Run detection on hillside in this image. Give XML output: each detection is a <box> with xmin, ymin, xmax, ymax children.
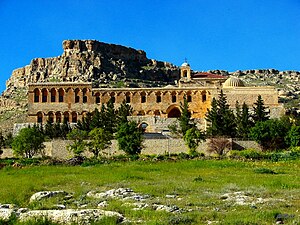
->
<box><xmin>0</xmin><ymin>39</ymin><xmax>299</xmax><ymax>132</ymax></box>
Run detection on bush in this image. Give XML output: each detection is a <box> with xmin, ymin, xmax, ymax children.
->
<box><xmin>230</xmin><ymin>149</ymin><xmax>265</xmax><ymax>160</ymax></box>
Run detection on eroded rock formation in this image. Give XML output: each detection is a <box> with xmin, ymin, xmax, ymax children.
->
<box><xmin>5</xmin><ymin>40</ymin><xmax>179</xmax><ymax>96</ymax></box>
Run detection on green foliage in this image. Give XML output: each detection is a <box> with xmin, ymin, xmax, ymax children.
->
<box><xmin>88</xmin><ymin>128</ymin><xmax>112</xmax><ymax>158</ymax></box>
<box><xmin>117</xmin><ymin>100</ymin><xmax>133</xmax><ymax>125</ymax></box>
<box><xmin>235</xmin><ymin>101</ymin><xmax>253</xmax><ymax>138</ymax></box>
<box><xmin>206</xmin><ymin>90</ymin><xmax>236</xmax><ymax>137</ymax></box>
<box><xmin>66</xmin><ymin>129</ymin><xmax>88</xmax><ymax>156</ymax></box>
<box><xmin>183</xmin><ymin>127</ymin><xmax>205</xmax><ymax>154</ymax></box>
<box><xmin>43</xmin><ymin>120</ymin><xmax>71</xmax><ymax>139</ymax></box>
<box><xmin>11</xmin><ymin>127</ymin><xmax>45</xmax><ymax>158</ymax></box>
<box><xmin>116</xmin><ymin>121</ymin><xmax>143</xmax><ymax>155</ymax></box>
<box><xmin>285</xmin><ymin>125</ymin><xmax>300</xmax><ymax>147</ymax></box>
<box><xmin>252</xmin><ymin>95</ymin><xmax>270</xmax><ymax>123</ymax></box>
<box><xmin>250</xmin><ymin>118</ymin><xmax>290</xmax><ymax>151</ymax></box>
<box><xmin>178</xmin><ymin>95</ymin><xmax>195</xmax><ymax>136</ymax></box>
<box><xmin>230</xmin><ymin>149</ymin><xmax>265</xmax><ymax>160</ymax></box>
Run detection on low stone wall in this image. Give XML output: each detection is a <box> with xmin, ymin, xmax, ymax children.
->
<box><xmin>0</xmin><ymin>139</ymin><xmax>260</xmax><ymax>159</ymax></box>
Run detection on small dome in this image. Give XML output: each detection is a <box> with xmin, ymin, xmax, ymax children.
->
<box><xmin>181</xmin><ymin>62</ymin><xmax>190</xmax><ymax>67</ymax></box>
<box><xmin>223</xmin><ymin>76</ymin><xmax>245</xmax><ymax>87</ymax></box>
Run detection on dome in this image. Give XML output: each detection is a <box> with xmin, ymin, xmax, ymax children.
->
<box><xmin>181</xmin><ymin>62</ymin><xmax>190</xmax><ymax>67</ymax></box>
<box><xmin>223</xmin><ymin>76</ymin><xmax>245</xmax><ymax>87</ymax></box>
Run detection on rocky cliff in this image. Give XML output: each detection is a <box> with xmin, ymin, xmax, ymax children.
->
<box><xmin>4</xmin><ymin>40</ymin><xmax>179</xmax><ymax>96</ymax></box>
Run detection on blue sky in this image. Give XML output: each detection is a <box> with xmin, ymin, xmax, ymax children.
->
<box><xmin>1</xmin><ymin>0</ymin><xmax>300</xmax><ymax>92</ymax></box>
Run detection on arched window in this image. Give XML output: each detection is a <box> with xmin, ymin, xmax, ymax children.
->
<box><xmin>42</xmin><ymin>88</ymin><xmax>48</xmax><ymax>103</ymax></box>
<box><xmin>63</xmin><ymin>112</ymin><xmax>70</xmax><ymax>123</ymax></box>
<box><xmin>141</xmin><ymin>92</ymin><xmax>146</xmax><ymax>103</ymax></box>
<box><xmin>58</xmin><ymin>88</ymin><xmax>64</xmax><ymax>102</ymax></box>
<box><xmin>72</xmin><ymin>112</ymin><xmax>77</xmax><ymax>123</ymax></box>
<box><xmin>125</xmin><ymin>92</ymin><xmax>131</xmax><ymax>103</ymax></box>
<box><xmin>171</xmin><ymin>92</ymin><xmax>176</xmax><ymax>103</ymax></box>
<box><xmin>34</xmin><ymin>88</ymin><xmax>40</xmax><ymax>103</ymax></box>
<box><xmin>95</xmin><ymin>93</ymin><xmax>100</xmax><ymax>104</ymax></box>
<box><xmin>56</xmin><ymin>112</ymin><xmax>62</xmax><ymax>123</ymax></box>
<box><xmin>156</xmin><ymin>92</ymin><xmax>162</xmax><ymax>103</ymax></box>
<box><xmin>37</xmin><ymin>112</ymin><xmax>43</xmax><ymax>123</ymax></box>
<box><xmin>110</xmin><ymin>92</ymin><xmax>115</xmax><ymax>103</ymax></box>
<box><xmin>83</xmin><ymin>88</ymin><xmax>88</xmax><ymax>103</ymax></box>
<box><xmin>48</xmin><ymin>112</ymin><xmax>54</xmax><ymax>123</ymax></box>
<box><xmin>75</xmin><ymin>88</ymin><xmax>80</xmax><ymax>103</ymax></box>
<box><xmin>50</xmin><ymin>88</ymin><xmax>56</xmax><ymax>102</ymax></box>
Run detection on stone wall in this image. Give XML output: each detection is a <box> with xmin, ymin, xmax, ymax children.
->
<box><xmin>0</xmin><ymin>138</ymin><xmax>261</xmax><ymax>159</ymax></box>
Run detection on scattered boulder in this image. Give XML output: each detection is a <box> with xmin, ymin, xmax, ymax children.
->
<box><xmin>29</xmin><ymin>191</ymin><xmax>71</xmax><ymax>203</ymax></box>
<box><xmin>18</xmin><ymin>209</ymin><xmax>124</xmax><ymax>224</ymax></box>
<box><xmin>87</xmin><ymin>188</ymin><xmax>150</xmax><ymax>201</ymax></box>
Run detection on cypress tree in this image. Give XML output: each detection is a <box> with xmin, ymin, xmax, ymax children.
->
<box><xmin>235</xmin><ymin>101</ymin><xmax>252</xmax><ymax>138</ymax></box>
<box><xmin>178</xmin><ymin>95</ymin><xmax>195</xmax><ymax>136</ymax></box>
<box><xmin>252</xmin><ymin>95</ymin><xmax>270</xmax><ymax>123</ymax></box>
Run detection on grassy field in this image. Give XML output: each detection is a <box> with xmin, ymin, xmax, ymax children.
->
<box><xmin>0</xmin><ymin>158</ymin><xmax>299</xmax><ymax>224</ymax></box>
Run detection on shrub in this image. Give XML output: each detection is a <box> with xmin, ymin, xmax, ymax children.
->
<box><xmin>207</xmin><ymin>137</ymin><xmax>231</xmax><ymax>156</ymax></box>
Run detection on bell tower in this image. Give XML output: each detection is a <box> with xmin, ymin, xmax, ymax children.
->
<box><xmin>180</xmin><ymin>59</ymin><xmax>191</xmax><ymax>81</ymax></box>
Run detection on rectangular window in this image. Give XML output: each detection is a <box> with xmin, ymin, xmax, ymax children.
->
<box><xmin>202</xmin><ymin>95</ymin><xmax>207</xmax><ymax>102</ymax></box>
<box><xmin>141</xmin><ymin>95</ymin><xmax>146</xmax><ymax>103</ymax></box>
<box><xmin>187</xmin><ymin>95</ymin><xmax>192</xmax><ymax>102</ymax></box>
<box><xmin>51</xmin><ymin>96</ymin><xmax>55</xmax><ymax>102</ymax></box>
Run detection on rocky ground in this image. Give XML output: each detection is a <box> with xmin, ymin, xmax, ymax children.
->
<box><xmin>0</xmin><ymin>187</ymin><xmax>292</xmax><ymax>224</ymax></box>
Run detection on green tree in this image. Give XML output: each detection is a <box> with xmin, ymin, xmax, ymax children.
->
<box><xmin>67</xmin><ymin>129</ymin><xmax>88</xmax><ymax>156</ymax></box>
<box><xmin>183</xmin><ymin>127</ymin><xmax>205</xmax><ymax>154</ymax></box>
<box><xmin>104</xmin><ymin>98</ymin><xmax>117</xmax><ymax>134</ymax></box>
<box><xmin>250</xmin><ymin>118</ymin><xmax>290</xmax><ymax>150</ymax></box>
<box><xmin>252</xmin><ymin>95</ymin><xmax>270</xmax><ymax>123</ymax></box>
<box><xmin>88</xmin><ymin>128</ymin><xmax>113</xmax><ymax>158</ymax></box>
<box><xmin>235</xmin><ymin>101</ymin><xmax>253</xmax><ymax>138</ymax></box>
<box><xmin>11</xmin><ymin>127</ymin><xmax>45</xmax><ymax>158</ymax></box>
<box><xmin>205</xmin><ymin>97</ymin><xmax>219</xmax><ymax>136</ymax></box>
<box><xmin>178</xmin><ymin>95</ymin><xmax>195</xmax><ymax>136</ymax></box>
<box><xmin>116</xmin><ymin>121</ymin><xmax>143</xmax><ymax>155</ymax></box>
<box><xmin>117</xmin><ymin>100</ymin><xmax>133</xmax><ymax>124</ymax></box>
<box><xmin>76</xmin><ymin>112</ymin><xmax>92</xmax><ymax>132</ymax></box>
<box><xmin>285</xmin><ymin>125</ymin><xmax>300</xmax><ymax>147</ymax></box>
<box><xmin>206</xmin><ymin>90</ymin><xmax>236</xmax><ymax>137</ymax></box>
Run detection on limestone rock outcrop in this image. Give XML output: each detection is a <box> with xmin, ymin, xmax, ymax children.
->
<box><xmin>5</xmin><ymin>40</ymin><xmax>179</xmax><ymax>96</ymax></box>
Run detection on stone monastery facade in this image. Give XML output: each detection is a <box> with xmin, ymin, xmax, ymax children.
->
<box><xmin>27</xmin><ymin>63</ymin><xmax>284</xmax><ymax>132</ymax></box>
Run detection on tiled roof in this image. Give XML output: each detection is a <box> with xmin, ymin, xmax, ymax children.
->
<box><xmin>192</xmin><ymin>72</ymin><xmax>227</xmax><ymax>79</ymax></box>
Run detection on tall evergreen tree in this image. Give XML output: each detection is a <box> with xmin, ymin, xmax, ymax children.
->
<box><xmin>206</xmin><ymin>97</ymin><xmax>219</xmax><ymax>136</ymax></box>
<box><xmin>117</xmin><ymin>100</ymin><xmax>133</xmax><ymax>125</ymax></box>
<box><xmin>206</xmin><ymin>90</ymin><xmax>236</xmax><ymax>137</ymax></box>
<box><xmin>235</xmin><ymin>101</ymin><xmax>253</xmax><ymax>138</ymax></box>
<box><xmin>105</xmin><ymin>98</ymin><xmax>117</xmax><ymax>134</ymax></box>
<box><xmin>252</xmin><ymin>95</ymin><xmax>269</xmax><ymax>123</ymax></box>
<box><xmin>178</xmin><ymin>95</ymin><xmax>195</xmax><ymax>136</ymax></box>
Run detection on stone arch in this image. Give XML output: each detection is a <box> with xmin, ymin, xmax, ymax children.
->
<box><xmin>154</xmin><ymin>110</ymin><xmax>161</xmax><ymax>116</ymax></box>
<box><xmin>42</xmin><ymin>88</ymin><xmax>48</xmax><ymax>103</ymax></box>
<box><xmin>138</xmin><ymin>122</ymin><xmax>149</xmax><ymax>132</ymax></box>
<box><xmin>137</xmin><ymin>110</ymin><xmax>145</xmax><ymax>116</ymax></box>
<box><xmin>166</xmin><ymin>105</ymin><xmax>181</xmax><ymax>118</ymax></box>
<box><xmin>34</xmin><ymin>88</ymin><xmax>40</xmax><ymax>103</ymax></box>
<box><xmin>37</xmin><ymin>111</ymin><xmax>43</xmax><ymax>123</ymax></box>
<box><xmin>50</xmin><ymin>88</ymin><xmax>56</xmax><ymax>102</ymax></box>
